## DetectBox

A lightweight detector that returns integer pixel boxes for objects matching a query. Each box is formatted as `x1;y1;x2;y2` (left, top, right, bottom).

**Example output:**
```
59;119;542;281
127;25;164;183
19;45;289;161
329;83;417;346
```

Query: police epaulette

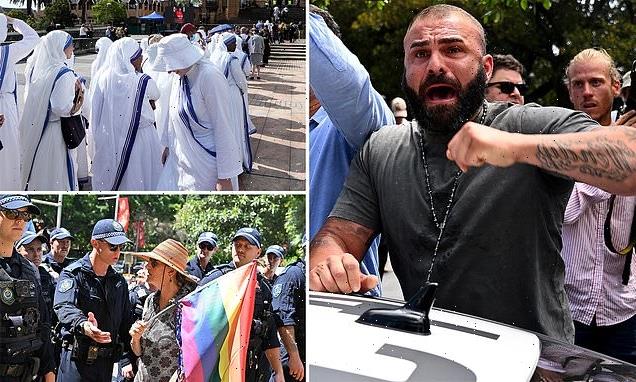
64;262;82;274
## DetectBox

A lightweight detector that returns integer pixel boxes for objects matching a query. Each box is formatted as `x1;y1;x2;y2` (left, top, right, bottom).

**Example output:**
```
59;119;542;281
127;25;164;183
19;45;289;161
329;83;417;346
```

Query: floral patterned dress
134;283;195;382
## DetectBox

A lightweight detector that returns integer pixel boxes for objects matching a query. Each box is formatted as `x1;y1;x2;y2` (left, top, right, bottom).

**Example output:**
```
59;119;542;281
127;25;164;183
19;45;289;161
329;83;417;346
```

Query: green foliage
174;195;305;266
40;0;76;28
315;0;636;109
5;10;28;19
31;194;305;268
91;0;127;25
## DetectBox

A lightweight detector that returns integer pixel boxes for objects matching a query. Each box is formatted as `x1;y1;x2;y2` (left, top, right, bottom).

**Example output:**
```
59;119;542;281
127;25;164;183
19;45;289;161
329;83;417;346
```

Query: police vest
0;267;42;358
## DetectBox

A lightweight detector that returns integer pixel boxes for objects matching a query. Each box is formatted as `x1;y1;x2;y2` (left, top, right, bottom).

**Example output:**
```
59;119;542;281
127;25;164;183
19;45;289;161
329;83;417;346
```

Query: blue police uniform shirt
43;252;73;275
271;258;305;363
186;257;215;280
53;254;134;366
309;12;395;296
0;251;56;377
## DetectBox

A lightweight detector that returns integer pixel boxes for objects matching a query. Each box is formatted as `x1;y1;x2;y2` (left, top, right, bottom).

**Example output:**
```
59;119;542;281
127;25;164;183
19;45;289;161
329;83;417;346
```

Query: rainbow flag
178;262;258;382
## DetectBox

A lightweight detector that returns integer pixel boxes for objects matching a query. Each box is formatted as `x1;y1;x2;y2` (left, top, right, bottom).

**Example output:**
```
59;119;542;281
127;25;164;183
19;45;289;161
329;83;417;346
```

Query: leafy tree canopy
91;0;127;25
313;0;636;108
32;194;305;267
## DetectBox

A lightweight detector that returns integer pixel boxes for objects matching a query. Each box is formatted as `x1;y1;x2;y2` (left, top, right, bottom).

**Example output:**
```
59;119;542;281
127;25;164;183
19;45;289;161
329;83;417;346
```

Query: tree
35;0;76;28
316;0;636;109
30;194;305;268
174;195;305;266
91;0;128;25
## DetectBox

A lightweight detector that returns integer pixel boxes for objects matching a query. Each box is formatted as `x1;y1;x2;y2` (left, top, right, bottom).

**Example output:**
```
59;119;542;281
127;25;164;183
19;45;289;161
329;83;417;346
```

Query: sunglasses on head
0;207;32;221
100;240;122;252
487;81;528;96
199;243;215;251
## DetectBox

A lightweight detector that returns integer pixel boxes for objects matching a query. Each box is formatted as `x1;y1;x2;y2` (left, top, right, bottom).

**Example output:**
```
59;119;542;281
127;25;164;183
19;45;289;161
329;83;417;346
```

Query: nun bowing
153;33;242;191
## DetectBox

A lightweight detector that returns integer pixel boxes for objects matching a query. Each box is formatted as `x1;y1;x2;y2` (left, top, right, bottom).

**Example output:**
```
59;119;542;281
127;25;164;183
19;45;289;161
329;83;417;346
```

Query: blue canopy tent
138;12;164;34
139;11;164;21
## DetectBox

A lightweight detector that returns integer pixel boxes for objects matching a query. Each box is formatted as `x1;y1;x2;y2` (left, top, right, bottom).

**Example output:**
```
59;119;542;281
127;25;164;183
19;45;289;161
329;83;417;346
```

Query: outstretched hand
83;312;112;343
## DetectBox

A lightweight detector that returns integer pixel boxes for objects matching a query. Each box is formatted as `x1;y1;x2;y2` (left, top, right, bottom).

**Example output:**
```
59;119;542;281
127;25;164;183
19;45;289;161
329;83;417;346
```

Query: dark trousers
56;349;115;382
574;314;636;364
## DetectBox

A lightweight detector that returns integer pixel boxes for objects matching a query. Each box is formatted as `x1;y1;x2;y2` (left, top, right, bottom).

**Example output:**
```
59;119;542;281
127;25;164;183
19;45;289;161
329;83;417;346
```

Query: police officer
200;228;284;382
42;227;74;281
15;231;55;319
53;219;136;382
263;245;285;282
185;232;218;279
0;195;56;382
271;237;306;382
129;268;150;322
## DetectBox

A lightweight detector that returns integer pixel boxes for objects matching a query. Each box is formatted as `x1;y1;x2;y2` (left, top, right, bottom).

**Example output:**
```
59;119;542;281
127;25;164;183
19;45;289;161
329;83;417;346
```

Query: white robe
90;38;163;191
224;55;253;173
21;69;78;191
0;19;39;190
164;60;242;190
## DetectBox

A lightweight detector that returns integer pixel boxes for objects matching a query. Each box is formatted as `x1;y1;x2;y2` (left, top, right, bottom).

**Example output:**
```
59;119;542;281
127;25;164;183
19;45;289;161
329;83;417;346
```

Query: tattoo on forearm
310;217;375;257
536;136;636;181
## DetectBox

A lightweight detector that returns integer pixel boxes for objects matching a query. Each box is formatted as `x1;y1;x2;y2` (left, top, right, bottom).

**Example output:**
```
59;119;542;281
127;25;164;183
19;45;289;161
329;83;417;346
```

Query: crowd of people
0;15;277;191
308;3;636;376
0;194;306;382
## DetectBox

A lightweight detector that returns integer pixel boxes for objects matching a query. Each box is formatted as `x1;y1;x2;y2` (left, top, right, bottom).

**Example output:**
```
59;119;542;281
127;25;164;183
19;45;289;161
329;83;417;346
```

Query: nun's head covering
25;30;72;84
0;14;7;44
106;37;141;75
91;37;113;79
222;32;236;47
152;33;203;72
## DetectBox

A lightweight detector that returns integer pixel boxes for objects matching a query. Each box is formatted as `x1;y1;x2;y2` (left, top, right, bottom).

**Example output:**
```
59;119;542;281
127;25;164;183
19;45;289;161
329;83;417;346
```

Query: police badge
1;286;15;305
272;283;282;298
113;221;123;231
59;279;74;293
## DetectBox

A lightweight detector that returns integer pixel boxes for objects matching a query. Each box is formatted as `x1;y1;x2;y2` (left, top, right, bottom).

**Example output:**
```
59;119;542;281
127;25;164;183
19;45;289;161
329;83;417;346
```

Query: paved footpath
15;40;306;192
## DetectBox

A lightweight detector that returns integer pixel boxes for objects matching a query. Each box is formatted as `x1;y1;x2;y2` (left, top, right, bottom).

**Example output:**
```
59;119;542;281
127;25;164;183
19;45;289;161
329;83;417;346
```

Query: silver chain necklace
421;101;488;282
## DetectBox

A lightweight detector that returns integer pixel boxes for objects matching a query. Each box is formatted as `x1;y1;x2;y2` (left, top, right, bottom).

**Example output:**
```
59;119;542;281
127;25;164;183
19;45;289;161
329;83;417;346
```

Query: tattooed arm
309;217;379;294
447;123;636;195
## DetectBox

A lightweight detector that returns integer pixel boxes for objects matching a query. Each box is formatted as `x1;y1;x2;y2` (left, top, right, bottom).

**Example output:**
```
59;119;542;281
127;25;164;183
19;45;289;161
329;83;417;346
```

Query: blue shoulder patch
58;278;74;293
272;283;283;298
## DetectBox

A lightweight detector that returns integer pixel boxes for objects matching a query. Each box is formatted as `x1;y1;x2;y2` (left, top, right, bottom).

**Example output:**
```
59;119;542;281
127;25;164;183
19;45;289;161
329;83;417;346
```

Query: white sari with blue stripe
0;18;39;190
165;60;243;190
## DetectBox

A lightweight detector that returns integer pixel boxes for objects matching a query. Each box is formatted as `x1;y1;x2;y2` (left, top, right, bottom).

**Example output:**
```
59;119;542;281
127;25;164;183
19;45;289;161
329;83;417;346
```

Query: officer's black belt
0;326;37;338
65;343;116;358
0;363;26;377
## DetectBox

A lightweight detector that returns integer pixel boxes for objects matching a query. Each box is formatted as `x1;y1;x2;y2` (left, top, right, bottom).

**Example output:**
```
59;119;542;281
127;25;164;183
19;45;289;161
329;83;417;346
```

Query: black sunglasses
100;240;123;252
487;81;528;96
199;243;216;251
0;207;32;221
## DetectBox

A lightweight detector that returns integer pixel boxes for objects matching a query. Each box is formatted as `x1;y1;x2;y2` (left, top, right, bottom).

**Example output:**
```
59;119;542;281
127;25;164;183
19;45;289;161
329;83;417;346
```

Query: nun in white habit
90;37;163;191
85;36;113;177
153;33;242;191
20;30;83;191
211;32;253;173
142;35;173;165
232;34;257;135
0;14;39;190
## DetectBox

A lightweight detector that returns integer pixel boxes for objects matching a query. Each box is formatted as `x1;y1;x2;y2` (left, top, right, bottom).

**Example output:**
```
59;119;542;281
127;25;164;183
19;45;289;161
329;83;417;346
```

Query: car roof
309;291;539;381
309;292;636;381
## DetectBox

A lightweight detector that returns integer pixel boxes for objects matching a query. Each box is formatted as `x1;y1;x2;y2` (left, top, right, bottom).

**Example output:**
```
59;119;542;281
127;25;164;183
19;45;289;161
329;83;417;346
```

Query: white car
309;288;636;381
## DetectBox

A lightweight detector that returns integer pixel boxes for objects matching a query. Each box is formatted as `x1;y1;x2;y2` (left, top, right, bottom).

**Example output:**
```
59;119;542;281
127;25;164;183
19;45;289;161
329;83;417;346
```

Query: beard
402;65;487;136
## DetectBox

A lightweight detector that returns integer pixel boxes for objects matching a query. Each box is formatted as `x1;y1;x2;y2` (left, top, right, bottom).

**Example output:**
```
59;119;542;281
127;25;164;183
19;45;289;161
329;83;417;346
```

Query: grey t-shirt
331;102;599;342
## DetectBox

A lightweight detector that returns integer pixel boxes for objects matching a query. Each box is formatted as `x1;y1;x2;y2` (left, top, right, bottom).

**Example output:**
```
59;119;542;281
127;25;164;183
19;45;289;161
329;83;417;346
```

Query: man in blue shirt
309;5;395;295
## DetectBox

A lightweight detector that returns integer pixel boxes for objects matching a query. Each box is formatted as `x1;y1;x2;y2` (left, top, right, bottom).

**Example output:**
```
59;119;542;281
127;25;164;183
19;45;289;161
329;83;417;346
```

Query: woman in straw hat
129;239;198;382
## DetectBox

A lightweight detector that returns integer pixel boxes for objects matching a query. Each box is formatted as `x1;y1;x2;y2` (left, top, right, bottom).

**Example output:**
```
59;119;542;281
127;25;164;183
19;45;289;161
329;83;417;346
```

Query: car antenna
356;281;438;335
